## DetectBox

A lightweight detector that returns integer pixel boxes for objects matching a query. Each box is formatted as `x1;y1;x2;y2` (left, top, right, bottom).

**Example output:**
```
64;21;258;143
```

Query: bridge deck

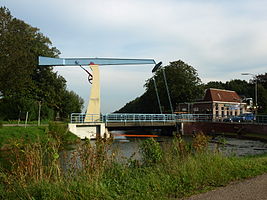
106;121;176;128
70;113;267;125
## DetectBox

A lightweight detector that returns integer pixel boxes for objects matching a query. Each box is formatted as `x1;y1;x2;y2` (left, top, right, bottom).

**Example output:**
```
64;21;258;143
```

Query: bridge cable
75;61;93;84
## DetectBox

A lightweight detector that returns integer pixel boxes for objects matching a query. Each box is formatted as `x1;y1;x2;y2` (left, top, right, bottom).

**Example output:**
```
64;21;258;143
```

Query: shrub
140;138;163;166
172;134;190;157
48;122;79;146
192;131;210;152
2;138;61;185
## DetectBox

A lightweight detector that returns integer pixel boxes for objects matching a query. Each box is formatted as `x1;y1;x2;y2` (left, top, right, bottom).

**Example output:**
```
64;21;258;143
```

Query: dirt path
184;173;267;200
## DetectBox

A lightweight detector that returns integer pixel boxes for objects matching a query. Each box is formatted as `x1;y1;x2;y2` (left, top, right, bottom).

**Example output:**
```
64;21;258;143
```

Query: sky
2;0;267;113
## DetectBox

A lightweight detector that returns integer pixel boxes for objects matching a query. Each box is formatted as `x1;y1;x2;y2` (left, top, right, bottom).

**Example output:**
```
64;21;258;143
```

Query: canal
110;130;267;161
60;130;267;169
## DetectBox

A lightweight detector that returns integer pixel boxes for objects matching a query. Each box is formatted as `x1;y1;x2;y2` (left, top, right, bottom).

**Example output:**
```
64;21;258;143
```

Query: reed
2;137;61;185
68;137;114;181
140;137;163;166
1;131;267;199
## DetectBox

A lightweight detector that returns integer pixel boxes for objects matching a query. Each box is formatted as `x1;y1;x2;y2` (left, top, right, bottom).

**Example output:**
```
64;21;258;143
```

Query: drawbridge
39;56;158;139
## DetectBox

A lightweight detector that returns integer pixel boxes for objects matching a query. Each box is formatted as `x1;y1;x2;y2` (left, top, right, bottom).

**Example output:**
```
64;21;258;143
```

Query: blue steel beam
39;56;156;66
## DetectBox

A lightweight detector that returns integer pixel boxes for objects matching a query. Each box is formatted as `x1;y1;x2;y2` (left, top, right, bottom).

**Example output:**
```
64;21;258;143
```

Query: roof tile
204;88;241;102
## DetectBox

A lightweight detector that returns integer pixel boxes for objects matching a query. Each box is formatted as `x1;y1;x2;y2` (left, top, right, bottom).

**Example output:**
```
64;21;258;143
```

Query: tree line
118;61;267;114
0;7;84;121
1;7;267;120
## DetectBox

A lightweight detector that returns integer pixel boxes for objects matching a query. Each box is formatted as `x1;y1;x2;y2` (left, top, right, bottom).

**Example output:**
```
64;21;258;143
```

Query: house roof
203;88;241;103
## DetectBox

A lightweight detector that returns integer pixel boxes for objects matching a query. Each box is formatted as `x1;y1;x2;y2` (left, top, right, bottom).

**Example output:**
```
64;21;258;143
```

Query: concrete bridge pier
160;123;183;136
160;126;177;136
68;123;110;140
179;122;184;135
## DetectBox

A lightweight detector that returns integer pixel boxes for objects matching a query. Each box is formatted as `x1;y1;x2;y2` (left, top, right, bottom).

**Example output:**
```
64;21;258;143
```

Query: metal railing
255;115;267;124
105;113;176;123
70;113;267;124
70;113;103;123
176;114;213;122
70;113;176;123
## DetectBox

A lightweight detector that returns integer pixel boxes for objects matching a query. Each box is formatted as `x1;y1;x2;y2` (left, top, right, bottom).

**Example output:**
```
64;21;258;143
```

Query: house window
215;104;219;116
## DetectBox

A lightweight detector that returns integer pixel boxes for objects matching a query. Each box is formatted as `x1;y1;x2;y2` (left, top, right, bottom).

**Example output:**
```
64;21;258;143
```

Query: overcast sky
2;0;267;113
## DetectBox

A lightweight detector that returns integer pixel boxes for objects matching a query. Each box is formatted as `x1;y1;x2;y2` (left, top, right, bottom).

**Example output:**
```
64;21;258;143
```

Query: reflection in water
111;130;267;161
61;130;267;169
111;130;174;163
210;137;267;156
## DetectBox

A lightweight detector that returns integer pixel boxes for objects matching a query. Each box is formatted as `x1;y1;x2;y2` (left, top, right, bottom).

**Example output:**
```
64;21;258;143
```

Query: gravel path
184;173;267;200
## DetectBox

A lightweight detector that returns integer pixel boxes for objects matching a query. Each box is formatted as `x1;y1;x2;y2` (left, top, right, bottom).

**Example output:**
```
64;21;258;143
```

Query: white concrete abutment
68;123;110;140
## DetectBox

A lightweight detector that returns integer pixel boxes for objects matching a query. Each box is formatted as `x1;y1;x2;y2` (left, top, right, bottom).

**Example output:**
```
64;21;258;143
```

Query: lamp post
241;73;257;114
38;101;41;126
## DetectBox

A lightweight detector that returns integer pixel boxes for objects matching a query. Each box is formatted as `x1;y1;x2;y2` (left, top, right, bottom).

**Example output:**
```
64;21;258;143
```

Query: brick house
177;88;247;120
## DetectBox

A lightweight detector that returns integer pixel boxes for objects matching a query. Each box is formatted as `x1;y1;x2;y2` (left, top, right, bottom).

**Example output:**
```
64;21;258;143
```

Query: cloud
2;0;267;112
54;65;152;113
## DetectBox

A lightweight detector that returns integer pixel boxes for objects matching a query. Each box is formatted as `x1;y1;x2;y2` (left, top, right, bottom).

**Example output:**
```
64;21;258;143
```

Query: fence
70;113;267;124
70;113;176;123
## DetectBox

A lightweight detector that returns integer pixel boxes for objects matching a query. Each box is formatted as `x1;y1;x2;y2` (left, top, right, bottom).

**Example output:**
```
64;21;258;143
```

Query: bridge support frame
38;56;157;140
85;64;100;122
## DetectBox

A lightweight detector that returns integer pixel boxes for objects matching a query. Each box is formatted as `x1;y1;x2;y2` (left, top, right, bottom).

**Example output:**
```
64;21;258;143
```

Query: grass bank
0;133;267;199
0;126;47;147
0;122;79;148
1;120;51;125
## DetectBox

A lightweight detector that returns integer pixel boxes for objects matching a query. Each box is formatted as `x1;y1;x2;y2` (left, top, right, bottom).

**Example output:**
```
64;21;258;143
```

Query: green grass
2;120;51;125
0;123;79;148
0;126;48;147
2;152;267;200
1;133;267;199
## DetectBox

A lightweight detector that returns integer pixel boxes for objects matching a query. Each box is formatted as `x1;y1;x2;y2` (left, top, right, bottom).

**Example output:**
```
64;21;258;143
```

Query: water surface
60;130;267;169
111;130;267;160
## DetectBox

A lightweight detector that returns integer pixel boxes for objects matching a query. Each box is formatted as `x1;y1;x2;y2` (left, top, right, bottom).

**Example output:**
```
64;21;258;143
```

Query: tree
205;79;254;99
256;73;267;88
118;60;203;113
204;78;267;114
256;84;267;114
60;91;84;119
225;79;253;98
204;81;225;90
255;73;267;113
0;7;83;120
0;7;59;98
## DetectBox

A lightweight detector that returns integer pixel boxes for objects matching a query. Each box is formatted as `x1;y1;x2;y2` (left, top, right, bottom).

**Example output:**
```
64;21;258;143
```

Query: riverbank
183;122;267;140
215;132;267;143
0;123;80;148
0;133;267;199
